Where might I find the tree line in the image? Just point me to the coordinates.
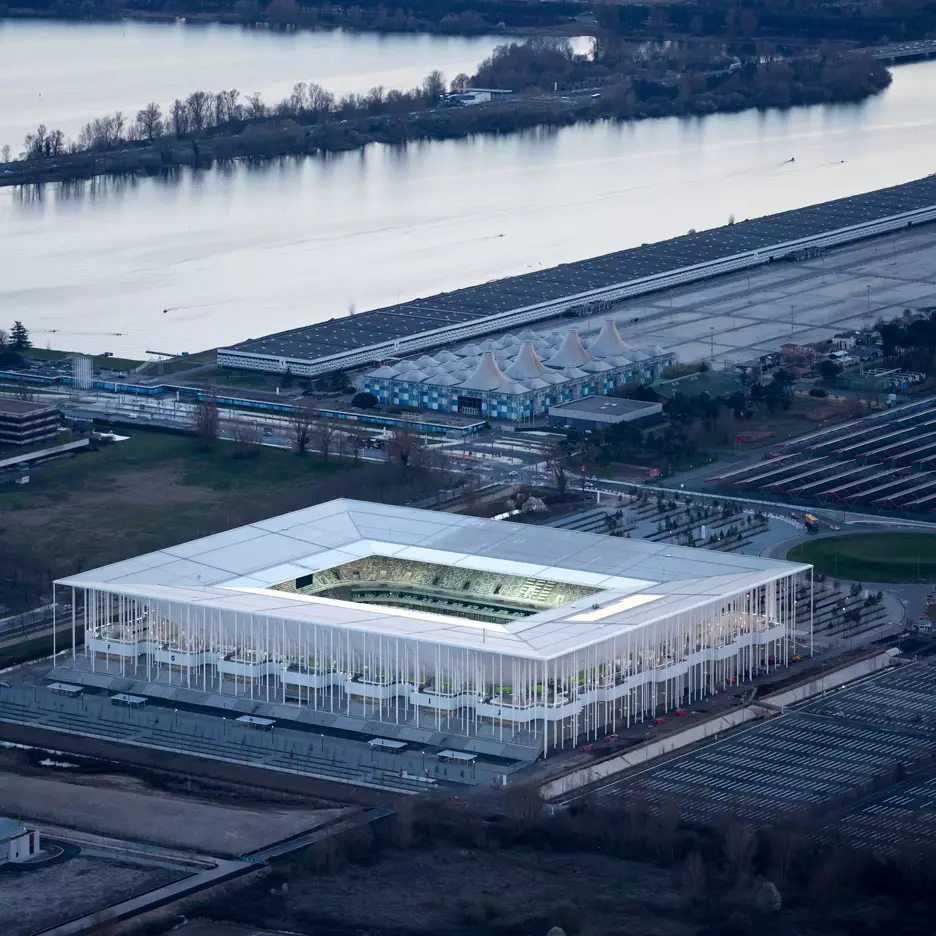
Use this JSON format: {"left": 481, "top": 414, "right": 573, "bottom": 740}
{"left": 0, "top": 41, "right": 891, "bottom": 185}
{"left": 3, "top": 68, "right": 455, "bottom": 162}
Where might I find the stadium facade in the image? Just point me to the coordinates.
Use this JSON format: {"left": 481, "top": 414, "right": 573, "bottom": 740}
{"left": 55, "top": 500, "right": 810, "bottom": 755}
{"left": 355, "top": 321, "right": 673, "bottom": 421}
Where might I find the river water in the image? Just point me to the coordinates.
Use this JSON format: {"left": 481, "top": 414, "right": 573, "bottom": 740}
{"left": 1, "top": 21, "right": 935, "bottom": 358}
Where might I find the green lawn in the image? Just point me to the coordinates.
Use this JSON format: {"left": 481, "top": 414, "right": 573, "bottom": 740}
{"left": 0, "top": 432, "right": 345, "bottom": 577}
{"left": 787, "top": 532, "right": 936, "bottom": 583}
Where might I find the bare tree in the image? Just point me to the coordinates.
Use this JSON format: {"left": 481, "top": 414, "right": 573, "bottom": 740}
{"left": 135, "top": 102, "right": 163, "bottom": 141}
{"left": 194, "top": 397, "right": 219, "bottom": 449}
{"left": 229, "top": 419, "right": 261, "bottom": 458}
{"left": 421, "top": 69, "right": 446, "bottom": 100}
{"left": 0, "top": 144, "right": 11, "bottom": 163}
{"left": 451, "top": 73, "right": 471, "bottom": 92}
{"left": 544, "top": 439, "right": 569, "bottom": 497}
{"left": 290, "top": 402, "right": 315, "bottom": 455}
{"left": 680, "top": 851, "right": 707, "bottom": 904}
{"left": 0, "top": 328, "right": 8, "bottom": 348}
{"left": 314, "top": 418, "right": 338, "bottom": 460}
{"left": 244, "top": 92, "right": 267, "bottom": 119}
{"left": 341, "top": 424, "right": 364, "bottom": 461}
{"left": 170, "top": 99, "right": 189, "bottom": 136}
{"left": 111, "top": 110, "right": 126, "bottom": 141}
{"left": 723, "top": 820, "right": 756, "bottom": 879}
{"left": 186, "top": 91, "right": 211, "bottom": 131}
{"left": 388, "top": 424, "right": 423, "bottom": 467}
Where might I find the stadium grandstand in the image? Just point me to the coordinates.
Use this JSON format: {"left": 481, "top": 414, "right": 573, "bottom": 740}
{"left": 53, "top": 500, "right": 808, "bottom": 755}
{"left": 707, "top": 398, "right": 936, "bottom": 511}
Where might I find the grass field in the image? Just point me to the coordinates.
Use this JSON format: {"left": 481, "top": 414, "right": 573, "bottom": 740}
{"left": 0, "top": 432, "right": 345, "bottom": 580}
{"left": 0, "top": 429, "right": 440, "bottom": 607}
{"left": 787, "top": 532, "right": 936, "bottom": 583}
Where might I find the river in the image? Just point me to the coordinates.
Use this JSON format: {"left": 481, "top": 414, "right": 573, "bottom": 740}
{"left": 1, "top": 22, "right": 935, "bottom": 358}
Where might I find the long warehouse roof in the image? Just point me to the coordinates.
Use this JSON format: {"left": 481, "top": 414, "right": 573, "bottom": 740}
{"left": 223, "top": 175, "right": 936, "bottom": 364}
{"left": 56, "top": 499, "right": 807, "bottom": 658}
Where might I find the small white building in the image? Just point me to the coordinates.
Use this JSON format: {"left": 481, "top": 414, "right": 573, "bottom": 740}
{"left": 0, "top": 817, "right": 41, "bottom": 864}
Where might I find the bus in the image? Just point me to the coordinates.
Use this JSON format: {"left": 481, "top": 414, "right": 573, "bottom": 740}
{"left": 804, "top": 514, "right": 820, "bottom": 532}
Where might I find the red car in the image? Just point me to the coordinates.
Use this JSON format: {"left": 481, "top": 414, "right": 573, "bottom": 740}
{"left": 652, "top": 717, "right": 666, "bottom": 726}
{"left": 579, "top": 744, "right": 594, "bottom": 753}
{"left": 674, "top": 709, "right": 688, "bottom": 716}
{"left": 447, "top": 795, "right": 467, "bottom": 805}
{"left": 603, "top": 734, "right": 619, "bottom": 743}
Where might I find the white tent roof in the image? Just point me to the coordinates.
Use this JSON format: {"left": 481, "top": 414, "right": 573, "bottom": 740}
{"left": 546, "top": 329, "right": 591, "bottom": 368}
{"left": 367, "top": 365, "right": 397, "bottom": 379}
{"left": 503, "top": 341, "right": 548, "bottom": 381}
{"left": 58, "top": 500, "right": 809, "bottom": 659}
{"left": 459, "top": 352, "right": 509, "bottom": 391}
{"left": 588, "top": 319, "right": 631, "bottom": 358}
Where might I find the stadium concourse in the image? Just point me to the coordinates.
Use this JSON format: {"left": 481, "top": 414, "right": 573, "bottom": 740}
{"left": 51, "top": 500, "right": 810, "bottom": 759}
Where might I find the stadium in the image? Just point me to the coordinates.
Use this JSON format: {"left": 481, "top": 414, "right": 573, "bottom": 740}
{"left": 54, "top": 500, "right": 810, "bottom": 757}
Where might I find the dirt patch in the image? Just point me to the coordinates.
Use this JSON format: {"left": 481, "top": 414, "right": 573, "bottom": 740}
{"left": 0, "top": 770, "right": 351, "bottom": 856}
{"left": 0, "top": 854, "right": 186, "bottom": 936}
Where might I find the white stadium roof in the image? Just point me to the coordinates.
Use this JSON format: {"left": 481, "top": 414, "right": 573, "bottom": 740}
{"left": 57, "top": 500, "right": 809, "bottom": 659}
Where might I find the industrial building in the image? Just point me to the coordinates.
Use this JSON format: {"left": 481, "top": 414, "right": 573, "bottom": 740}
{"left": 356, "top": 320, "right": 673, "bottom": 422}
{"left": 54, "top": 500, "right": 809, "bottom": 755}
{"left": 548, "top": 396, "right": 663, "bottom": 431}
{"left": 217, "top": 175, "right": 936, "bottom": 377}
{"left": 0, "top": 398, "right": 59, "bottom": 447}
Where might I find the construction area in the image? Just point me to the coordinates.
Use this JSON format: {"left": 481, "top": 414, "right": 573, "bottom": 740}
{"left": 707, "top": 398, "right": 936, "bottom": 512}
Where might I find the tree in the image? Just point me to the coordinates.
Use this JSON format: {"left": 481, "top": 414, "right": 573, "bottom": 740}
{"left": 135, "top": 102, "right": 163, "bottom": 141}
{"left": 229, "top": 419, "right": 261, "bottom": 458}
{"left": 290, "top": 402, "right": 315, "bottom": 455}
{"left": 352, "top": 391, "right": 379, "bottom": 410}
{"left": 186, "top": 91, "right": 211, "bottom": 131}
{"left": 451, "top": 73, "right": 471, "bottom": 92}
{"left": 0, "top": 144, "right": 10, "bottom": 163}
{"left": 10, "top": 320, "right": 31, "bottom": 350}
{"left": 544, "top": 439, "right": 568, "bottom": 497}
{"left": 820, "top": 359, "right": 842, "bottom": 382}
{"left": 170, "top": 99, "right": 189, "bottom": 136}
{"left": 0, "top": 327, "right": 7, "bottom": 348}
{"left": 422, "top": 69, "right": 447, "bottom": 100}
{"left": 313, "top": 418, "right": 338, "bottom": 460}
{"left": 193, "top": 397, "right": 219, "bottom": 449}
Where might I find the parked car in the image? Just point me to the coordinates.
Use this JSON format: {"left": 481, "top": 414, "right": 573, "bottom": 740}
{"left": 652, "top": 717, "right": 666, "bottom": 726}
{"left": 674, "top": 709, "right": 688, "bottom": 716}
{"left": 603, "top": 734, "right": 618, "bottom": 743}
{"left": 579, "top": 744, "right": 594, "bottom": 753}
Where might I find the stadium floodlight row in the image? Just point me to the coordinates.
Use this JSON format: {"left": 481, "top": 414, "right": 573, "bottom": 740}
{"left": 54, "top": 500, "right": 811, "bottom": 755}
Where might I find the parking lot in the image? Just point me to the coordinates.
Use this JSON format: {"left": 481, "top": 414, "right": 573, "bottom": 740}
{"left": 572, "top": 664, "right": 936, "bottom": 838}
{"left": 802, "top": 663, "right": 936, "bottom": 730}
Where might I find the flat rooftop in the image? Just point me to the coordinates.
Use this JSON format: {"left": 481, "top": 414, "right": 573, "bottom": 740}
{"left": 222, "top": 175, "right": 936, "bottom": 364}
{"left": 549, "top": 396, "right": 660, "bottom": 416}
{"left": 57, "top": 499, "right": 809, "bottom": 658}
{"left": 0, "top": 397, "right": 57, "bottom": 416}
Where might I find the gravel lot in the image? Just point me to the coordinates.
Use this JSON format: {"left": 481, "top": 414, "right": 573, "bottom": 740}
{"left": 0, "top": 770, "right": 350, "bottom": 855}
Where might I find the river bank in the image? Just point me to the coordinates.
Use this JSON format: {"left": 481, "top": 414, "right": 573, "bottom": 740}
{"left": 0, "top": 52, "right": 892, "bottom": 189}
{"left": 0, "top": 2, "right": 589, "bottom": 38}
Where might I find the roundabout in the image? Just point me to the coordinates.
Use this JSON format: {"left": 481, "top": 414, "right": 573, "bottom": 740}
{"left": 787, "top": 532, "right": 936, "bottom": 584}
